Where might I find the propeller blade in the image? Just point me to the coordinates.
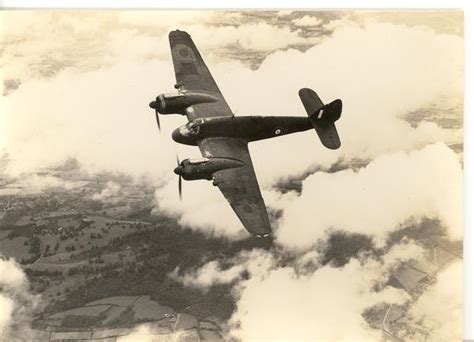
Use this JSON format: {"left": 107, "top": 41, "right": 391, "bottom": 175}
{"left": 176, "top": 155, "right": 180, "bottom": 166}
{"left": 178, "top": 175, "right": 182, "bottom": 200}
{"left": 155, "top": 110, "right": 161, "bottom": 131}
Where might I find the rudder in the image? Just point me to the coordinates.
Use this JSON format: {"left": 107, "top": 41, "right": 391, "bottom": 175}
{"left": 298, "top": 88, "right": 342, "bottom": 150}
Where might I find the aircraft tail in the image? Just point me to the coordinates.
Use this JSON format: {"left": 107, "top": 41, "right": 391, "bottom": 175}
{"left": 298, "top": 88, "right": 342, "bottom": 149}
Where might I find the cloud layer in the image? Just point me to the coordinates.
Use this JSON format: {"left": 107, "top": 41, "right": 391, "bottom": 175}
{"left": 1, "top": 14, "right": 463, "bottom": 246}
{"left": 1, "top": 16, "right": 462, "bottom": 179}
{"left": 171, "top": 240, "right": 427, "bottom": 341}
{"left": 277, "top": 143, "right": 463, "bottom": 249}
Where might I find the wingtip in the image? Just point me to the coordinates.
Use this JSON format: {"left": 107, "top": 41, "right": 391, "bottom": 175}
{"left": 169, "top": 29, "right": 191, "bottom": 39}
{"left": 323, "top": 142, "right": 341, "bottom": 150}
{"left": 298, "top": 87, "right": 316, "bottom": 97}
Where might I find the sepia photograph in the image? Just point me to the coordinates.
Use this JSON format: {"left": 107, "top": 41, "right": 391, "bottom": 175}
{"left": 0, "top": 8, "right": 465, "bottom": 341}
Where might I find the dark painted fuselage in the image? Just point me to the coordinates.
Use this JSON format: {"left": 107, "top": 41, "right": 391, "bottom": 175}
{"left": 172, "top": 116, "right": 314, "bottom": 146}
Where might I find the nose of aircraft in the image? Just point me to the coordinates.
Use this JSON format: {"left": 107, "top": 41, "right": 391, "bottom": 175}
{"left": 149, "top": 100, "right": 157, "bottom": 109}
{"left": 171, "top": 128, "right": 182, "bottom": 143}
{"left": 174, "top": 166, "right": 183, "bottom": 175}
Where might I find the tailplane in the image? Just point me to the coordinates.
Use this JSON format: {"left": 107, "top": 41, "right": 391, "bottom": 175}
{"left": 298, "top": 88, "right": 342, "bottom": 149}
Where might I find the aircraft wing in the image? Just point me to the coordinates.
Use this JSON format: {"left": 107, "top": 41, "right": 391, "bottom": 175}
{"left": 198, "top": 137, "right": 272, "bottom": 236}
{"left": 169, "top": 30, "right": 234, "bottom": 121}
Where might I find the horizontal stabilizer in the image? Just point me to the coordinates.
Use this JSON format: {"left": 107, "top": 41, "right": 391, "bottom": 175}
{"left": 313, "top": 122, "right": 341, "bottom": 149}
{"left": 298, "top": 88, "right": 342, "bottom": 150}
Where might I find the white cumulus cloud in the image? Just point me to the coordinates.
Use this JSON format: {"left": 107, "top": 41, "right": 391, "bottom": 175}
{"left": 292, "top": 15, "right": 323, "bottom": 27}
{"left": 0, "top": 257, "right": 39, "bottom": 338}
{"left": 276, "top": 143, "right": 463, "bottom": 249}
{"left": 171, "top": 243, "right": 420, "bottom": 341}
{"left": 409, "top": 260, "right": 463, "bottom": 341}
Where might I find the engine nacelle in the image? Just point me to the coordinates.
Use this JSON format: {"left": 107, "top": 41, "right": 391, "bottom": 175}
{"left": 174, "top": 157, "right": 244, "bottom": 181}
{"left": 149, "top": 92, "right": 218, "bottom": 115}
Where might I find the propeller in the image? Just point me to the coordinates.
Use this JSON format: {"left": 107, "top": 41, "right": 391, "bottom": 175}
{"left": 155, "top": 109, "right": 161, "bottom": 131}
{"left": 174, "top": 155, "right": 183, "bottom": 200}
{"left": 149, "top": 98, "right": 161, "bottom": 131}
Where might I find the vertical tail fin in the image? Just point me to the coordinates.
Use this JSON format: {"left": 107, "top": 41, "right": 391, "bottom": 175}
{"left": 299, "top": 88, "right": 342, "bottom": 150}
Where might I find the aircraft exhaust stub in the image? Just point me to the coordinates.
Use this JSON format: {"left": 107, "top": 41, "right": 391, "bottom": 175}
{"left": 149, "top": 92, "right": 218, "bottom": 115}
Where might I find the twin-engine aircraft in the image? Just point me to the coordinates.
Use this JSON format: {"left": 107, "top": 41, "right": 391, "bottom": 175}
{"left": 149, "top": 30, "right": 342, "bottom": 238}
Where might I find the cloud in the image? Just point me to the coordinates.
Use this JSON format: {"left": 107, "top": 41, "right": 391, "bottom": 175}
{"left": 170, "top": 249, "right": 275, "bottom": 290}
{"left": 171, "top": 260, "right": 245, "bottom": 288}
{"left": 171, "top": 239, "right": 424, "bottom": 290}
{"left": 0, "top": 173, "right": 87, "bottom": 196}
{"left": 292, "top": 15, "right": 323, "bottom": 27}
{"left": 277, "top": 10, "right": 294, "bottom": 17}
{"left": 0, "top": 258, "right": 27, "bottom": 335}
{"left": 92, "top": 180, "right": 121, "bottom": 201}
{"left": 150, "top": 239, "right": 459, "bottom": 341}
{"left": 153, "top": 180, "right": 246, "bottom": 238}
{"left": 228, "top": 258, "right": 402, "bottom": 341}
{"left": 241, "top": 20, "right": 463, "bottom": 183}
{"left": 276, "top": 143, "right": 463, "bottom": 249}
{"left": 117, "top": 325, "right": 155, "bottom": 342}
{"left": 0, "top": 257, "right": 39, "bottom": 338}
{"left": 171, "top": 242, "right": 418, "bottom": 341}
{"left": 222, "top": 23, "right": 307, "bottom": 51}
{"left": 116, "top": 11, "right": 212, "bottom": 30}
{"left": 0, "top": 11, "right": 314, "bottom": 88}
{"left": 382, "top": 238, "right": 425, "bottom": 267}
{"left": 346, "top": 11, "right": 464, "bottom": 36}
{"left": 0, "top": 61, "right": 183, "bottom": 178}
{"left": 409, "top": 260, "right": 463, "bottom": 341}
{"left": 0, "top": 11, "right": 119, "bottom": 83}
{"left": 117, "top": 323, "right": 201, "bottom": 341}
{"left": 0, "top": 258, "right": 27, "bottom": 289}
{"left": 156, "top": 142, "right": 462, "bottom": 247}
{"left": 0, "top": 295, "right": 15, "bottom": 336}
{"left": 1, "top": 17, "right": 462, "bottom": 175}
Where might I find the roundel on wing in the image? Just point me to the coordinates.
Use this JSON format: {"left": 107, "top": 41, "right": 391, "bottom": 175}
{"left": 173, "top": 44, "right": 196, "bottom": 62}
{"left": 179, "top": 48, "right": 189, "bottom": 58}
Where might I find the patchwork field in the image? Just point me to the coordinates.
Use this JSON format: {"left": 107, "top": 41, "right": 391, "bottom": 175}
{"left": 33, "top": 295, "right": 223, "bottom": 341}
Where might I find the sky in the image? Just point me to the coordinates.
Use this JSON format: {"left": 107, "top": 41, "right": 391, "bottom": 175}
{"left": 0, "top": 9, "right": 464, "bottom": 341}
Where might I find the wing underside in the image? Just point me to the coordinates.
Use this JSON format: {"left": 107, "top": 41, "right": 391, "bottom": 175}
{"left": 169, "top": 30, "right": 233, "bottom": 121}
{"left": 197, "top": 137, "right": 272, "bottom": 236}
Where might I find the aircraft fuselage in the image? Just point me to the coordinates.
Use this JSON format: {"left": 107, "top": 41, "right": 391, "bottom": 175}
{"left": 172, "top": 115, "right": 314, "bottom": 146}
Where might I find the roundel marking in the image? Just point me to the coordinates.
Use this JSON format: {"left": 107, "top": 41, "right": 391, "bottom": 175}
{"left": 173, "top": 44, "right": 196, "bottom": 62}
{"left": 179, "top": 48, "right": 190, "bottom": 57}
{"left": 274, "top": 128, "right": 282, "bottom": 135}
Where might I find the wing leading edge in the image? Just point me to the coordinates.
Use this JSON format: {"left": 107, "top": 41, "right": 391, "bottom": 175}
{"left": 198, "top": 137, "right": 272, "bottom": 236}
{"left": 169, "top": 30, "right": 233, "bottom": 121}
